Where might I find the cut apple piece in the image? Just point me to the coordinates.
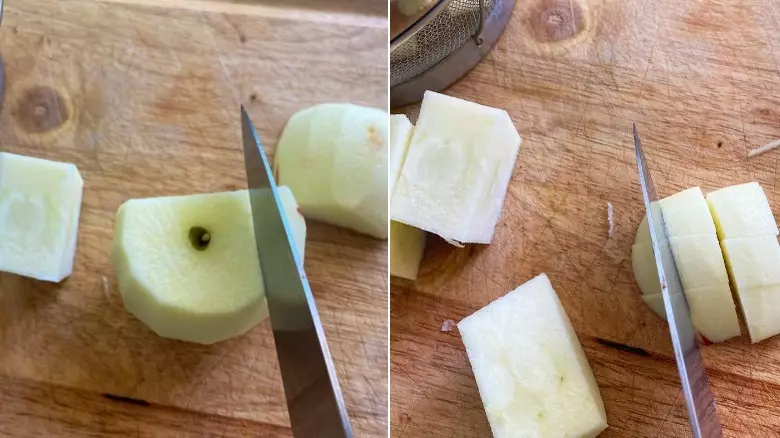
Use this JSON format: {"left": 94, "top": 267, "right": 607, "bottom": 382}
{"left": 669, "top": 234, "right": 729, "bottom": 290}
{"left": 731, "top": 284, "right": 780, "bottom": 343}
{"left": 0, "top": 152, "right": 83, "bottom": 282}
{"left": 631, "top": 240, "right": 664, "bottom": 296}
{"left": 390, "top": 91, "right": 522, "bottom": 245}
{"left": 458, "top": 274, "right": 608, "bottom": 438}
{"left": 685, "top": 284, "right": 741, "bottom": 343}
{"left": 389, "top": 114, "right": 414, "bottom": 199}
{"left": 390, "top": 221, "right": 426, "bottom": 280}
{"left": 720, "top": 237, "right": 780, "bottom": 291}
{"left": 631, "top": 186, "right": 740, "bottom": 342}
{"left": 658, "top": 187, "right": 716, "bottom": 237}
{"left": 275, "top": 103, "right": 388, "bottom": 239}
{"left": 111, "top": 188, "right": 306, "bottom": 344}
{"left": 706, "top": 182, "right": 778, "bottom": 239}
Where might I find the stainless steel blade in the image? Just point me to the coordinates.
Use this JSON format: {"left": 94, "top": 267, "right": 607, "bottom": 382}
{"left": 241, "top": 106, "right": 353, "bottom": 438}
{"left": 633, "top": 123, "right": 722, "bottom": 437}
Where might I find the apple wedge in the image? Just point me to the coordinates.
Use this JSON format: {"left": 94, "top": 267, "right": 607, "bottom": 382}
{"left": 390, "top": 91, "right": 521, "bottom": 245}
{"left": 459, "top": 274, "right": 608, "bottom": 437}
{"left": 389, "top": 113, "right": 426, "bottom": 280}
{"left": 111, "top": 188, "right": 305, "bottom": 344}
{"left": 275, "top": 103, "right": 388, "bottom": 239}
{"left": 0, "top": 152, "right": 83, "bottom": 282}
{"left": 631, "top": 187, "right": 740, "bottom": 343}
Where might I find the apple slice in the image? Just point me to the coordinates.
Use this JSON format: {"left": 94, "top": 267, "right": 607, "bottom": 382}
{"left": 275, "top": 103, "right": 388, "bottom": 239}
{"left": 390, "top": 91, "right": 522, "bottom": 245}
{"left": 458, "top": 274, "right": 608, "bottom": 438}
{"left": 390, "top": 221, "right": 426, "bottom": 280}
{"left": 389, "top": 114, "right": 414, "bottom": 199}
{"left": 641, "top": 294, "right": 666, "bottom": 319}
{"left": 111, "top": 188, "right": 306, "bottom": 344}
{"left": 0, "top": 152, "right": 83, "bottom": 282}
{"left": 706, "top": 182, "right": 778, "bottom": 239}
{"left": 685, "top": 284, "right": 742, "bottom": 343}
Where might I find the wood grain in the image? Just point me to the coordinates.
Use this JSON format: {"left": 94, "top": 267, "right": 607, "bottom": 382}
{"left": 0, "top": 0, "right": 388, "bottom": 436}
{"left": 391, "top": 0, "right": 780, "bottom": 435}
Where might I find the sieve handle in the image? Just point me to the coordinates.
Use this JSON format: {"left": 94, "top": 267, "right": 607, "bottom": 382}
{"left": 474, "top": 0, "right": 485, "bottom": 45}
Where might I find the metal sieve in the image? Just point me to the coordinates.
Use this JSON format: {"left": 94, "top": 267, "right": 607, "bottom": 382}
{"left": 390, "top": 0, "right": 515, "bottom": 108}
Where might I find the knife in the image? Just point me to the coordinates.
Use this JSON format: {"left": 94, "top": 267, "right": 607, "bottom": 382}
{"left": 633, "top": 124, "right": 723, "bottom": 437}
{"left": 241, "top": 106, "right": 354, "bottom": 438}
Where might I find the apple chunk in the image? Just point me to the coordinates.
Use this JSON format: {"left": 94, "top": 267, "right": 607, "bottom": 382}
{"left": 275, "top": 103, "right": 388, "bottom": 239}
{"left": 458, "top": 274, "right": 607, "bottom": 438}
{"left": 706, "top": 182, "right": 778, "bottom": 239}
{"left": 390, "top": 91, "right": 522, "bottom": 245}
{"left": 0, "top": 152, "right": 83, "bottom": 282}
{"left": 389, "top": 114, "right": 414, "bottom": 199}
{"left": 111, "top": 188, "right": 306, "bottom": 344}
{"left": 390, "top": 221, "right": 426, "bottom": 280}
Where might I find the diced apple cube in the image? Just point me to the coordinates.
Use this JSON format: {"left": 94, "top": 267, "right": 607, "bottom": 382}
{"left": 658, "top": 187, "right": 716, "bottom": 237}
{"left": 669, "top": 234, "right": 729, "bottom": 290}
{"left": 390, "top": 91, "right": 521, "bottom": 244}
{"left": 458, "top": 274, "right": 607, "bottom": 438}
{"left": 685, "top": 284, "right": 741, "bottom": 343}
{"left": 0, "top": 152, "right": 83, "bottom": 282}
{"left": 733, "top": 284, "right": 780, "bottom": 343}
{"left": 720, "top": 237, "right": 780, "bottom": 290}
{"left": 389, "top": 221, "right": 426, "bottom": 280}
{"left": 706, "top": 182, "right": 778, "bottom": 239}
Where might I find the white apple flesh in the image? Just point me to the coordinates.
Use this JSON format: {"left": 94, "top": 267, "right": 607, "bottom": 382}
{"left": 111, "top": 188, "right": 306, "bottom": 344}
{"left": 458, "top": 274, "right": 608, "bottom": 438}
{"left": 631, "top": 187, "right": 740, "bottom": 343}
{"left": 707, "top": 182, "right": 778, "bottom": 239}
{"left": 707, "top": 182, "right": 780, "bottom": 343}
{"left": 0, "top": 152, "right": 83, "bottom": 282}
{"left": 275, "top": 103, "right": 388, "bottom": 239}
{"left": 388, "top": 113, "right": 426, "bottom": 280}
{"left": 390, "top": 91, "right": 522, "bottom": 245}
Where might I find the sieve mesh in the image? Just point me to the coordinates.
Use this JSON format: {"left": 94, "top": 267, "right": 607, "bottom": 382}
{"left": 391, "top": 0, "right": 501, "bottom": 87}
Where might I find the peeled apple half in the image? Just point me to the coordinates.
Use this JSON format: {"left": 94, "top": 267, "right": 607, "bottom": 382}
{"left": 390, "top": 91, "right": 521, "bottom": 245}
{"left": 0, "top": 152, "right": 83, "bottom": 282}
{"left": 389, "top": 114, "right": 426, "bottom": 280}
{"left": 111, "top": 188, "right": 305, "bottom": 344}
{"left": 631, "top": 187, "right": 741, "bottom": 343}
{"left": 275, "top": 103, "right": 388, "bottom": 239}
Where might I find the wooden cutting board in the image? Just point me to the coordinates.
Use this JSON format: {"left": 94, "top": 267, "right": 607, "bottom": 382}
{"left": 0, "top": 1, "right": 387, "bottom": 436}
{"left": 391, "top": 0, "right": 780, "bottom": 436}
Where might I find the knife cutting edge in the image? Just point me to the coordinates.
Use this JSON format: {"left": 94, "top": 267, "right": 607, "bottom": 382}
{"left": 633, "top": 123, "right": 723, "bottom": 438}
{"left": 241, "top": 105, "right": 353, "bottom": 438}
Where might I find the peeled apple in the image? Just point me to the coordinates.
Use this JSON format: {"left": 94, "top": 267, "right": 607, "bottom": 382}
{"left": 459, "top": 274, "right": 608, "bottom": 438}
{"left": 0, "top": 152, "right": 83, "bottom": 282}
{"left": 111, "top": 188, "right": 305, "bottom": 344}
{"left": 390, "top": 91, "right": 522, "bottom": 245}
{"left": 707, "top": 182, "right": 780, "bottom": 343}
{"left": 631, "top": 187, "right": 740, "bottom": 343}
{"left": 275, "top": 103, "right": 388, "bottom": 239}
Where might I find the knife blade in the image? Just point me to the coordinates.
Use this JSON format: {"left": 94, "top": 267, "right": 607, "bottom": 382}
{"left": 633, "top": 123, "right": 722, "bottom": 437}
{"left": 241, "top": 105, "right": 353, "bottom": 438}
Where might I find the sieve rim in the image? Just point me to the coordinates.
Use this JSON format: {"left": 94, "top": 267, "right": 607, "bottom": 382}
{"left": 390, "top": 0, "right": 455, "bottom": 52}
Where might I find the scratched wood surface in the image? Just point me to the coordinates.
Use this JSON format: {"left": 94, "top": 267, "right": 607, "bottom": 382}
{"left": 0, "top": 1, "right": 387, "bottom": 436}
{"left": 391, "top": 0, "right": 780, "bottom": 436}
